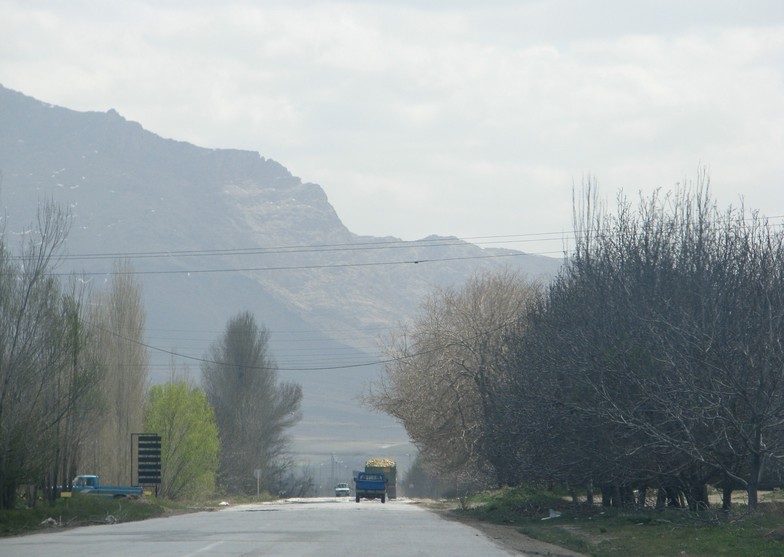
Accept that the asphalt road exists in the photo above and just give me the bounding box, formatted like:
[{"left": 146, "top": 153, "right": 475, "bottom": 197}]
[{"left": 0, "top": 497, "right": 519, "bottom": 557}]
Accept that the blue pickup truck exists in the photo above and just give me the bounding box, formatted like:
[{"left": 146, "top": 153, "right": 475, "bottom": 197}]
[
  {"left": 353, "top": 472, "right": 388, "bottom": 503},
  {"left": 70, "top": 475, "right": 144, "bottom": 498}
]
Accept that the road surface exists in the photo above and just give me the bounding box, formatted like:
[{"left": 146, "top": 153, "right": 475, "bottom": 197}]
[{"left": 0, "top": 497, "right": 523, "bottom": 557}]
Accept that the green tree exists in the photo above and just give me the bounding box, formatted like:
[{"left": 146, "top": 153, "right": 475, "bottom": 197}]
[{"left": 144, "top": 380, "right": 219, "bottom": 500}]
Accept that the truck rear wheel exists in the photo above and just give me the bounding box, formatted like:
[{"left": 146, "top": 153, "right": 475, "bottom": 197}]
[
  {"left": 355, "top": 494, "right": 360, "bottom": 503},
  {"left": 381, "top": 493, "right": 386, "bottom": 503}
]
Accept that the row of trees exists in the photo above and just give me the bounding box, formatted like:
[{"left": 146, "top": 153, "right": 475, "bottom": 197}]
[
  {"left": 371, "top": 178, "right": 784, "bottom": 510},
  {"left": 128, "top": 310, "right": 304, "bottom": 501},
  {"left": 0, "top": 202, "right": 302, "bottom": 509},
  {"left": 369, "top": 269, "right": 541, "bottom": 487},
  {"left": 0, "top": 203, "right": 135, "bottom": 508}
]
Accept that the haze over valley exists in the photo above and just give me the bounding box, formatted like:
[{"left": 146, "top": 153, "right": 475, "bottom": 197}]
[{"left": 0, "top": 84, "right": 561, "bottom": 471}]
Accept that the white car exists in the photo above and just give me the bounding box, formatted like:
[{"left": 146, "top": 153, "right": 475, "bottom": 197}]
[{"left": 335, "top": 483, "right": 351, "bottom": 497}]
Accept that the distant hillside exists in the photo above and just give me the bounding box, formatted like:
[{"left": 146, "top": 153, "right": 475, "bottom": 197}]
[{"left": 0, "top": 84, "right": 562, "bottom": 470}]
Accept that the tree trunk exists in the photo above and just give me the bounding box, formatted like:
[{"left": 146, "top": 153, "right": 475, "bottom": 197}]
[
  {"left": 748, "top": 451, "right": 761, "bottom": 510},
  {"left": 637, "top": 487, "right": 648, "bottom": 507},
  {"left": 586, "top": 480, "right": 594, "bottom": 506},
  {"left": 722, "top": 481, "right": 733, "bottom": 511},
  {"left": 0, "top": 481, "right": 16, "bottom": 510},
  {"left": 601, "top": 485, "right": 612, "bottom": 507},
  {"left": 686, "top": 483, "right": 709, "bottom": 511},
  {"left": 656, "top": 487, "right": 666, "bottom": 510}
]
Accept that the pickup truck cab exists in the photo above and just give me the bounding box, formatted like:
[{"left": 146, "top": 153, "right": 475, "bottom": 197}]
[
  {"left": 353, "top": 472, "right": 387, "bottom": 503},
  {"left": 71, "top": 475, "right": 144, "bottom": 498}
]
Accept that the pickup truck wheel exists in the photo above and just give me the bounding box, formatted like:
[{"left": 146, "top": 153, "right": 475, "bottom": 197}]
[
  {"left": 381, "top": 493, "right": 386, "bottom": 503},
  {"left": 355, "top": 494, "right": 360, "bottom": 503}
]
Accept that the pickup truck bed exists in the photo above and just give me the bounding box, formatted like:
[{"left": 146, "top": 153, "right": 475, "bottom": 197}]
[{"left": 71, "top": 475, "right": 143, "bottom": 498}]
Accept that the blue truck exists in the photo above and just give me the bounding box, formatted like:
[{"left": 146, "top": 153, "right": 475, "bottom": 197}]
[
  {"left": 365, "top": 458, "right": 397, "bottom": 499},
  {"left": 353, "top": 472, "right": 388, "bottom": 503},
  {"left": 70, "top": 475, "right": 144, "bottom": 498}
]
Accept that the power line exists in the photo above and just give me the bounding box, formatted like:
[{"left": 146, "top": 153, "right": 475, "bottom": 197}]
[
  {"left": 91, "top": 319, "right": 389, "bottom": 372},
  {"left": 48, "top": 232, "right": 568, "bottom": 262},
  {"left": 92, "top": 312, "right": 520, "bottom": 374},
  {"left": 19, "top": 212, "right": 784, "bottom": 265},
  {"left": 52, "top": 249, "right": 563, "bottom": 277},
  {"left": 34, "top": 211, "right": 784, "bottom": 275},
  {"left": 5, "top": 231, "right": 567, "bottom": 268}
]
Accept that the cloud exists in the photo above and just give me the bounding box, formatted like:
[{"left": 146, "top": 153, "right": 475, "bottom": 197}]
[{"left": 1, "top": 1, "right": 783, "bottom": 253}]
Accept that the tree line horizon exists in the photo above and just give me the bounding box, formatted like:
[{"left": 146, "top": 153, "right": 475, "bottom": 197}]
[
  {"left": 371, "top": 174, "right": 784, "bottom": 510},
  {"left": 4, "top": 173, "right": 781, "bottom": 512},
  {"left": 0, "top": 201, "right": 303, "bottom": 509}
]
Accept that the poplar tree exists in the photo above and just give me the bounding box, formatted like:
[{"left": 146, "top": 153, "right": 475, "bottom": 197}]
[
  {"left": 202, "top": 312, "right": 302, "bottom": 494},
  {"left": 82, "top": 260, "right": 149, "bottom": 486}
]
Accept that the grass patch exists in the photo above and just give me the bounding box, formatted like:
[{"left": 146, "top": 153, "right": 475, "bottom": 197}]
[
  {"left": 459, "top": 486, "right": 567, "bottom": 523},
  {"left": 0, "top": 494, "right": 167, "bottom": 536},
  {"left": 0, "top": 490, "right": 283, "bottom": 537},
  {"left": 454, "top": 487, "right": 784, "bottom": 557}
]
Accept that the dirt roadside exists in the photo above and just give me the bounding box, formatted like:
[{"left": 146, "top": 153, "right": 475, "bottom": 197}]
[{"left": 421, "top": 501, "right": 590, "bottom": 557}]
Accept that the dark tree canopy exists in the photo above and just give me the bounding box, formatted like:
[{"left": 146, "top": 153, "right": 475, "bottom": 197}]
[
  {"left": 504, "top": 180, "right": 784, "bottom": 509},
  {"left": 371, "top": 177, "right": 784, "bottom": 511}
]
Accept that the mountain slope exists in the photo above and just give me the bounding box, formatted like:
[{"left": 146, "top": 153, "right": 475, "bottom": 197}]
[{"left": 0, "top": 84, "right": 562, "bottom": 471}]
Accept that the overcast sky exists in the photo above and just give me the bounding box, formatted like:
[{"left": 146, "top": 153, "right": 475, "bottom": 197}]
[{"left": 2, "top": 0, "right": 783, "bottom": 255}]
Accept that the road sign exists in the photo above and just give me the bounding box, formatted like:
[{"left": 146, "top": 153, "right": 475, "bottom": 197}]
[{"left": 134, "top": 433, "right": 162, "bottom": 485}]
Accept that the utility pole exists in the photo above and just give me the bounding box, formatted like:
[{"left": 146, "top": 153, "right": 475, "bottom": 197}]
[{"left": 254, "top": 468, "right": 262, "bottom": 497}]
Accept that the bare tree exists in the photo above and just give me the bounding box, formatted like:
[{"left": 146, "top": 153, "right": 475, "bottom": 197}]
[
  {"left": 82, "top": 260, "right": 149, "bottom": 486},
  {"left": 202, "top": 311, "right": 302, "bottom": 494},
  {"left": 368, "top": 269, "right": 541, "bottom": 486},
  {"left": 41, "top": 286, "right": 104, "bottom": 503},
  {"left": 0, "top": 202, "right": 101, "bottom": 508},
  {"left": 504, "top": 177, "right": 784, "bottom": 509}
]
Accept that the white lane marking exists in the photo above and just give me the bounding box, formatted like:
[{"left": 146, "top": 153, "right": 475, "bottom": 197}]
[{"left": 182, "top": 541, "right": 223, "bottom": 556}]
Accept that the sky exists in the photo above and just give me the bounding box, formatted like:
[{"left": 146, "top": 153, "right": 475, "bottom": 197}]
[{"left": 1, "top": 0, "right": 783, "bottom": 256}]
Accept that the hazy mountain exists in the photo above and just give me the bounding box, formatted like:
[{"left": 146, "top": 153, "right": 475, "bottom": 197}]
[{"left": 0, "top": 84, "right": 561, "bottom": 472}]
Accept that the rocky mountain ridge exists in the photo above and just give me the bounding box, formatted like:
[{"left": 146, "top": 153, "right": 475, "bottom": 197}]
[{"left": 0, "top": 84, "right": 562, "bottom": 469}]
